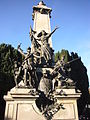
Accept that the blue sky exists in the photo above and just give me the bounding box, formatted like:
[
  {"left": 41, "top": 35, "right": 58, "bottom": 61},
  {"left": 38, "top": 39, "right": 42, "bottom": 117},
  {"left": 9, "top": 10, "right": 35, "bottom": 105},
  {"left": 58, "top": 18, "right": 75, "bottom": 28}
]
[{"left": 0, "top": 0, "right": 90, "bottom": 86}]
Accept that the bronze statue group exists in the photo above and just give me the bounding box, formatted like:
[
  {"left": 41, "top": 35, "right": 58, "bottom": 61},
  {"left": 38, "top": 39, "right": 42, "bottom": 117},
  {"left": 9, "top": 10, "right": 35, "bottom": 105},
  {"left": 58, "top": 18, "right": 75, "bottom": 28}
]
[
  {"left": 13, "top": 27, "right": 76, "bottom": 119},
  {"left": 14, "top": 26, "right": 74, "bottom": 93}
]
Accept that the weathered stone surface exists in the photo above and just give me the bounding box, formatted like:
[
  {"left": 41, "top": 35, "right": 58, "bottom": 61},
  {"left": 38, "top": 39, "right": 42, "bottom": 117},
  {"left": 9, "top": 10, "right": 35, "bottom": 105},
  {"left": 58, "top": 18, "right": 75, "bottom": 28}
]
[{"left": 4, "top": 88, "right": 80, "bottom": 120}]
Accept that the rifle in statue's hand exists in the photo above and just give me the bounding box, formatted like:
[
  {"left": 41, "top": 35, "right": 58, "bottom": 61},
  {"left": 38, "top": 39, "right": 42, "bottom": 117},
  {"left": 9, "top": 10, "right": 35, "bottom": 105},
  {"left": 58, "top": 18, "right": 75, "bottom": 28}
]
[
  {"left": 51, "top": 57, "right": 81, "bottom": 75},
  {"left": 22, "top": 53, "right": 33, "bottom": 64},
  {"left": 65, "top": 57, "right": 81, "bottom": 65}
]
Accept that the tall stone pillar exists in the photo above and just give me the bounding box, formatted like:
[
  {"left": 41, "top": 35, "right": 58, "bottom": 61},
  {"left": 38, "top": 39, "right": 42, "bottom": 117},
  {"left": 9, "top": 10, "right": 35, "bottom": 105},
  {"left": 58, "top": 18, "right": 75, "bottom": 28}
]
[{"left": 32, "top": 1, "right": 52, "bottom": 48}]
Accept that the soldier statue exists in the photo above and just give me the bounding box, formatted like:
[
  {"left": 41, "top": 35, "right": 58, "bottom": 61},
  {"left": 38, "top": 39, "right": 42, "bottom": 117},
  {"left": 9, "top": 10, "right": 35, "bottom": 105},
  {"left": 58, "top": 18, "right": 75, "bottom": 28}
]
[{"left": 17, "top": 44, "right": 33, "bottom": 87}]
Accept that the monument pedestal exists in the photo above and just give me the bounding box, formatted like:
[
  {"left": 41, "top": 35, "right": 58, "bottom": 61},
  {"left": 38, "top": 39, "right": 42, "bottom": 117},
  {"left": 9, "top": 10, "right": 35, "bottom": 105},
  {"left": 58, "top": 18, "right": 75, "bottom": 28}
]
[
  {"left": 4, "top": 88, "right": 80, "bottom": 120},
  {"left": 4, "top": 87, "right": 45, "bottom": 120},
  {"left": 53, "top": 89, "right": 81, "bottom": 120}
]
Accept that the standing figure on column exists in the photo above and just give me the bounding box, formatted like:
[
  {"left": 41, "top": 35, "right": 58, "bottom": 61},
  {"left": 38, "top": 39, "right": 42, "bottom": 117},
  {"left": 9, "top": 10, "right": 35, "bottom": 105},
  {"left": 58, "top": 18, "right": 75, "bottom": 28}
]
[
  {"left": 37, "top": 26, "right": 58, "bottom": 64},
  {"left": 17, "top": 44, "right": 33, "bottom": 87}
]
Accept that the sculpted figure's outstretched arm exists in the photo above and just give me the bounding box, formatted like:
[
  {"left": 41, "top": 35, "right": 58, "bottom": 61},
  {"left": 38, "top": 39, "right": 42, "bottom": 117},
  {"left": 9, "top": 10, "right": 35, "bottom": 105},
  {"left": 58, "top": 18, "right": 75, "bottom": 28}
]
[
  {"left": 48, "top": 26, "right": 59, "bottom": 38},
  {"left": 17, "top": 44, "right": 25, "bottom": 57},
  {"left": 30, "top": 26, "right": 39, "bottom": 40},
  {"left": 30, "top": 26, "right": 35, "bottom": 37}
]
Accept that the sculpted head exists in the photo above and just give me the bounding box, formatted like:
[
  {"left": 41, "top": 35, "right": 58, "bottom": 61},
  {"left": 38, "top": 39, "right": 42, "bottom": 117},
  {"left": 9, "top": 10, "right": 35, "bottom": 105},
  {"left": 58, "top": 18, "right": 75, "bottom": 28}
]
[
  {"left": 41, "top": 30, "right": 46, "bottom": 35},
  {"left": 37, "top": 30, "right": 47, "bottom": 37},
  {"left": 27, "top": 47, "right": 31, "bottom": 53}
]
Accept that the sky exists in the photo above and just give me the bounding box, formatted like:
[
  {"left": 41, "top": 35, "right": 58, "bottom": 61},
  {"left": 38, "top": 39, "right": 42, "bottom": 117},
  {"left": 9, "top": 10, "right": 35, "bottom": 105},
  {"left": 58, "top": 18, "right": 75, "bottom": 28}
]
[{"left": 0, "top": 0, "right": 90, "bottom": 86}]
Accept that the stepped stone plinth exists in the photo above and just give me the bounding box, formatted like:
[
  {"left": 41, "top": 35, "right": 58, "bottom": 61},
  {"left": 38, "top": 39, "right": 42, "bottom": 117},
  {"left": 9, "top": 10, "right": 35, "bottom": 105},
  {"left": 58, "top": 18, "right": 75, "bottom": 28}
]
[{"left": 4, "top": 88, "right": 80, "bottom": 120}]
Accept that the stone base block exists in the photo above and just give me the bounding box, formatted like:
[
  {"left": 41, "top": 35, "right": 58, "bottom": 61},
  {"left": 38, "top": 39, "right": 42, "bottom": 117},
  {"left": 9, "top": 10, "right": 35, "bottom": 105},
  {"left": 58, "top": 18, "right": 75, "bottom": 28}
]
[{"left": 4, "top": 88, "right": 81, "bottom": 120}]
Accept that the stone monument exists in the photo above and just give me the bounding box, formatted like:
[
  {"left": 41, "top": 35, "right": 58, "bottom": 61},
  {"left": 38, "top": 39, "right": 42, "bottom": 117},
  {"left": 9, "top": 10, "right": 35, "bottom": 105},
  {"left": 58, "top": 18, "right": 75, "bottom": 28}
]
[{"left": 4, "top": 1, "right": 81, "bottom": 120}]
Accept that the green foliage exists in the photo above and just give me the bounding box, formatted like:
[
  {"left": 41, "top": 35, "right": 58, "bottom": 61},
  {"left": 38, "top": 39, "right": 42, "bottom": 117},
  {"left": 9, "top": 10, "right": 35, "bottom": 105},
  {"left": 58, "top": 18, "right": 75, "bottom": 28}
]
[
  {"left": 0, "top": 43, "right": 23, "bottom": 120},
  {"left": 54, "top": 49, "right": 70, "bottom": 62},
  {"left": 69, "top": 52, "right": 89, "bottom": 114},
  {"left": 55, "top": 49, "right": 89, "bottom": 115},
  {"left": 54, "top": 51, "right": 60, "bottom": 62},
  {"left": 0, "top": 43, "right": 22, "bottom": 92}
]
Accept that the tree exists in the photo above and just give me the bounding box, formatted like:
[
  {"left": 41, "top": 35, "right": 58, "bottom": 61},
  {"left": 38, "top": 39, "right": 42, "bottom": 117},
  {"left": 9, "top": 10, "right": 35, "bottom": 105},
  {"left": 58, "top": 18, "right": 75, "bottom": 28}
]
[
  {"left": 70, "top": 52, "right": 89, "bottom": 116},
  {"left": 55, "top": 49, "right": 89, "bottom": 116},
  {"left": 0, "top": 43, "right": 22, "bottom": 120},
  {"left": 54, "top": 49, "right": 70, "bottom": 62}
]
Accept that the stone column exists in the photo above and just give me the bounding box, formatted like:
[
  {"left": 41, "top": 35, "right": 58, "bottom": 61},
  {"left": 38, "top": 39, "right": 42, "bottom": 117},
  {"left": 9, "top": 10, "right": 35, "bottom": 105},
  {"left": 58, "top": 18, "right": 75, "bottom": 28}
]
[{"left": 31, "top": 1, "right": 52, "bottom": 51}]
